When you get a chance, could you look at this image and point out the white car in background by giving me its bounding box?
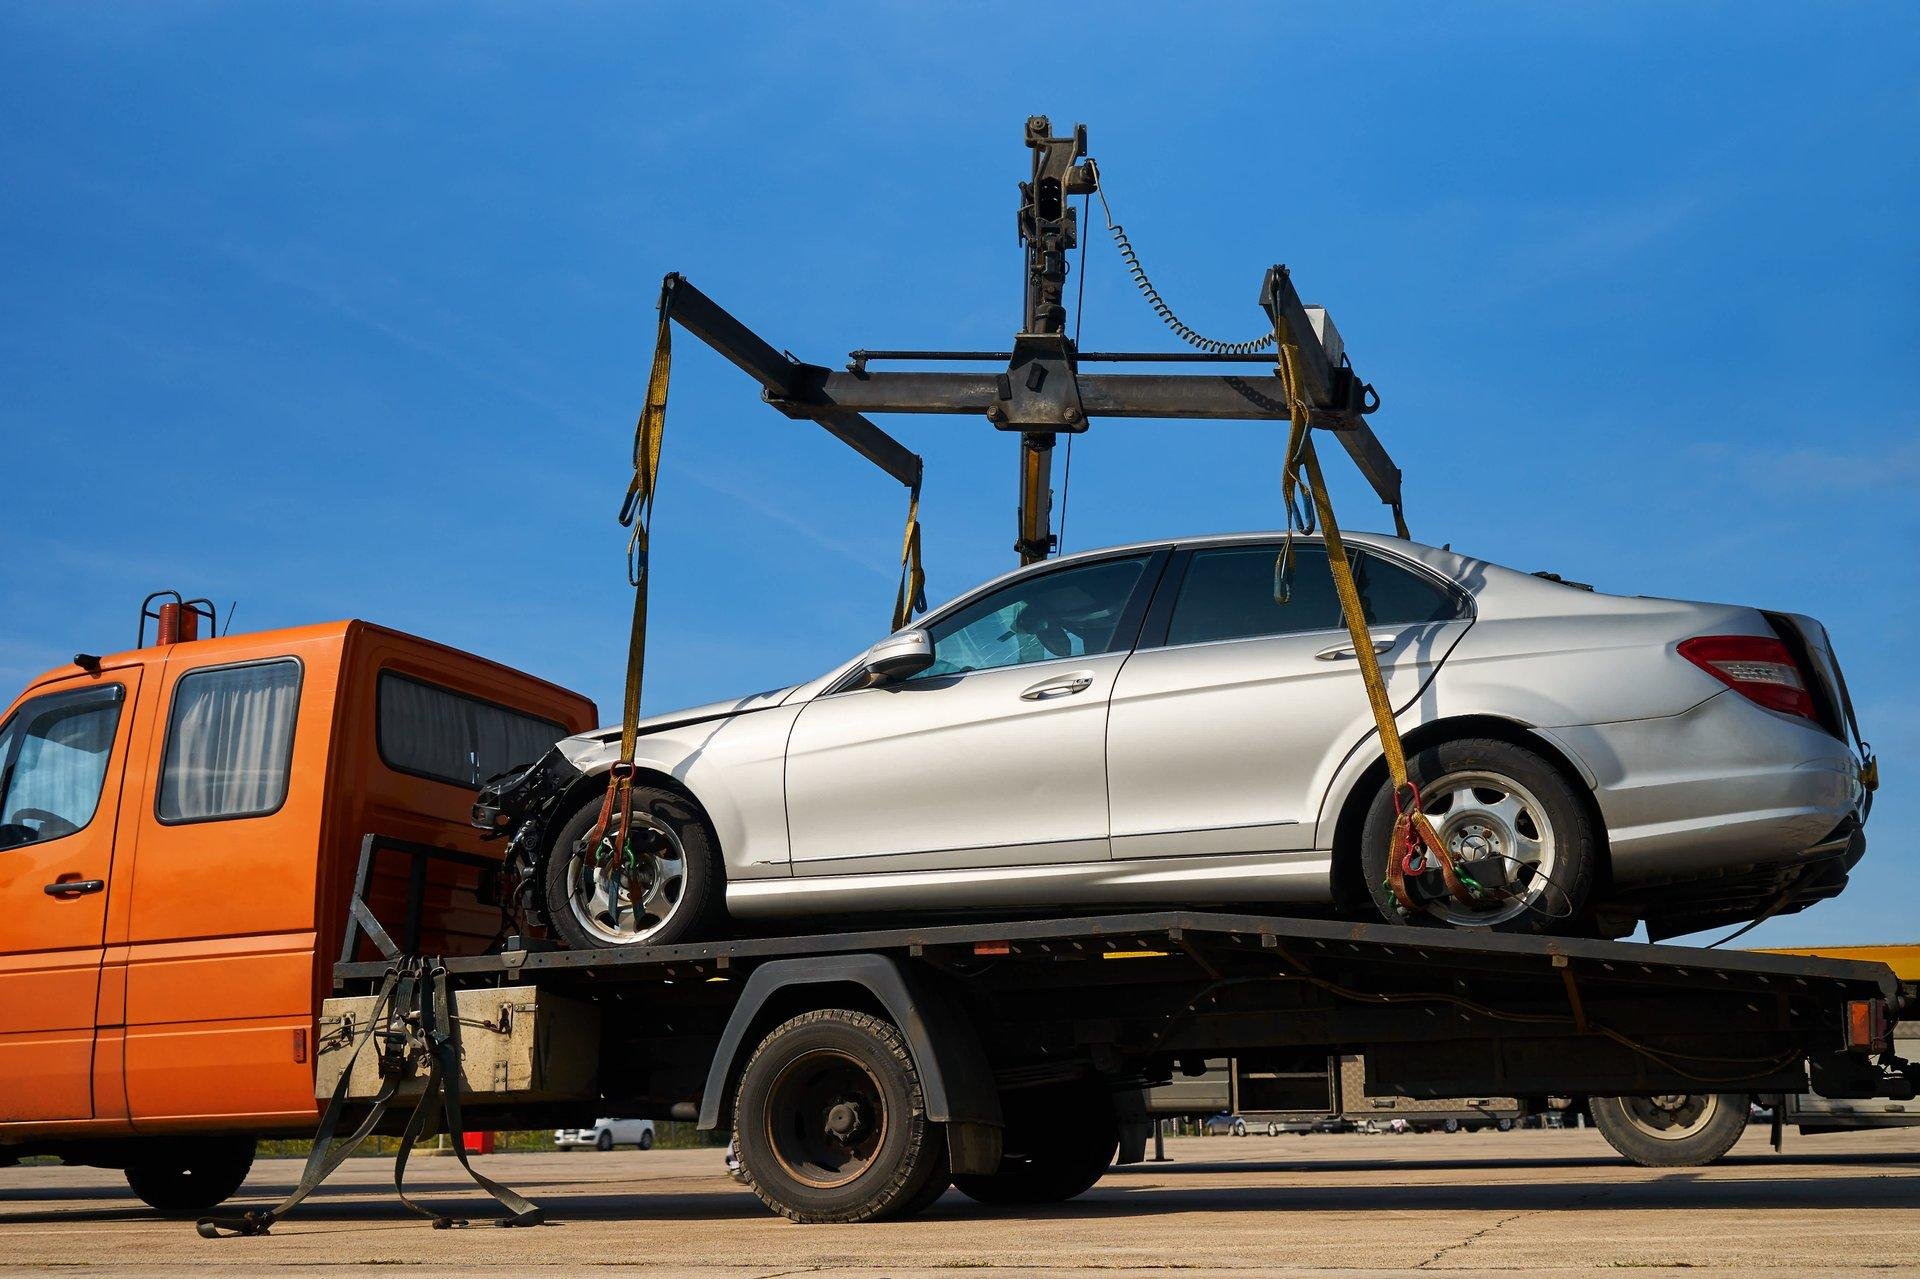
[478,532,1871,947]
[555,1118,655,1152]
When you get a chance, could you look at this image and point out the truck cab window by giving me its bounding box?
[157,659,301,824]
[0,685,125,850]
[377,672,568,788]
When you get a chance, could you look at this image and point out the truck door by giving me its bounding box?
[0,671,139,1123]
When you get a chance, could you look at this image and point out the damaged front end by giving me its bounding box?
[473,748,588,931]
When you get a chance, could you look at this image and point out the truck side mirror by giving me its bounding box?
[861,630,934,682]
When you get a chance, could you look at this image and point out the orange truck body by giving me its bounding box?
[0,621,593,1148]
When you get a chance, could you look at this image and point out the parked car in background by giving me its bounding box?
[555,1118,655,1152]
[477,532,1870,947]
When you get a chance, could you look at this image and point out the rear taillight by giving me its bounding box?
[1678,635,1817,720]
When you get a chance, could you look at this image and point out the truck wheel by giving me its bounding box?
[733,1009,947,1223]
[543,783,723,951]
[1592,1093,1748,1167]
[123,1137,255,1213]
[952,1081,1118,1207]
[1361,738,1595,935]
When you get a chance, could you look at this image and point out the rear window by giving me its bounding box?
[157,659,302,823]
[1166,545,1464,647]
[377,672,567,789]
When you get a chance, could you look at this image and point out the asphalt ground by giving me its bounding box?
[3,1127,1917,1277]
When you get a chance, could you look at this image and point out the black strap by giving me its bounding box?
[197,959,545,1238]
[197,965,412,1238]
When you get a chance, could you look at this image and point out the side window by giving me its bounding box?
[916,555,1154,680]
[377,672,568,788]
[0,685,125,850]
[157,659,301,824]
[1166,546,1464,647]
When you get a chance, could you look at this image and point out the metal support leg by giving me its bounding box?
[1016,432,1056,563]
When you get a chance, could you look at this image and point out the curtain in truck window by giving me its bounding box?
[157,659,301,823]
[377,672,567,788]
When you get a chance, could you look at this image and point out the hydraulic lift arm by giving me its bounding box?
[654,116,1406,568]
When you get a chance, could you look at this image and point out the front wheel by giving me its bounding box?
[542,783,723,951]
[1361,738,1596,934]
[637,1128,654,1151]
[124,1137,255,1213]
[595,1129,613,1152]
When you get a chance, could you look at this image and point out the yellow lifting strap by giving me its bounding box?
[587,305,672,857]
[1272,337,1473,915]
[892,477,926,633]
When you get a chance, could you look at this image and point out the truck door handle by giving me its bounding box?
[1020,672,1095,700]
[1315,635,1396,661]
[44,878,105,898]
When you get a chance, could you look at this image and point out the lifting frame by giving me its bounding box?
[649,116,1404,569]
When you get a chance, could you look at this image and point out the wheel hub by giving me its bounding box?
[825,1100,867,1141]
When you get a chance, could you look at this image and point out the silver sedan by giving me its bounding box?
[476,532,1870,946]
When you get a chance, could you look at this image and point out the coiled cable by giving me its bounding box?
[1089,158,1276,356]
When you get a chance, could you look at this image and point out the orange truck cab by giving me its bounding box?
[0,609,593,1209]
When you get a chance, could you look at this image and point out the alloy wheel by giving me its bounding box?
[566,810,688,945]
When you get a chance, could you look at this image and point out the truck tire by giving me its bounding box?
[732,1009,947,1223]
[1591,1093,1749,1167]
[123,1137,255,1213]
[1361,738,1595,935]
[543,784,723,951]
[952,1081,1118,1207]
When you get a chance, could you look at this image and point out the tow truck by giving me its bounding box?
[2,119,1909,1235]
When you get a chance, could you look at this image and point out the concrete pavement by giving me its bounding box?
[2,1127,1916,1276]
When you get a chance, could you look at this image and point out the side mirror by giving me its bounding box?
[862,629,934,682]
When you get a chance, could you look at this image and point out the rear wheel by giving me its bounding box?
[733,1009,947,1223]
[952,1081,1117,1207]
[1591,1093,1749,1167]
[543,784,723,951]
[123,1137,255,1213]
[638,1128,654,1151]
[1361,738,1595,935]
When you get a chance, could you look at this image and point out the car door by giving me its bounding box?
[0,670,139,1124]
[1106,541,1472,859]
[785,550,1166,870]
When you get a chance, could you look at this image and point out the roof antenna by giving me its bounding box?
[222,601,238,636]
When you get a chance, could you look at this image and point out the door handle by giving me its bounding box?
[1019,671,1095,700]
[1315,635,1397,661]
[44,878,105,898]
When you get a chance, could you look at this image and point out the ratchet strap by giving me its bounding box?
[196,959,543,1238]
[1272,334,1473,916]
[588,290,675,866]
[892,475,927,633]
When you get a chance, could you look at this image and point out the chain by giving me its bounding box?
[1089,159,1276,356]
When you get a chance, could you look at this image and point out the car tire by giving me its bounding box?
[595,1129,614,1152]
[638,1129,654,1151]
[1361,737,1595,935]
[733,1009,947,1223]
[123,1137,255,1213]
[952,1081,1118,1207]
[543,783,724,951]
[1591,1093,1749,1168]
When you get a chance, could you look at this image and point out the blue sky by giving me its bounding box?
[2,4,1913,945]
